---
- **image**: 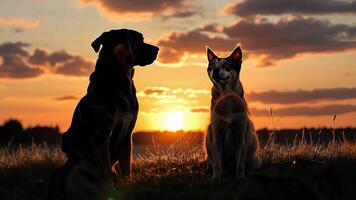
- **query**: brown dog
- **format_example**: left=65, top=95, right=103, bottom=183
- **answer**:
left=205, top=46, right=261, bottom=181
left=49, top=29, right=159, bottom=200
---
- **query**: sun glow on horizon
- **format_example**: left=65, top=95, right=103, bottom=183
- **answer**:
left=164, top=111, right=184, bottom=131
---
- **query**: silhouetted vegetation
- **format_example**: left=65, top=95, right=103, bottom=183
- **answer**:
left=257, top=127, right=356, bottom=147
left=1, top=119, right=356, bottom=148
left=0, top=119, right=61, bottom=147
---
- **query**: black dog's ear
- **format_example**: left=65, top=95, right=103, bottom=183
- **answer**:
left=229, top=46, right=242, bottom=63
left=207, top=46, right=217, bottom=62
left=91, top=32, right=109, bottom=53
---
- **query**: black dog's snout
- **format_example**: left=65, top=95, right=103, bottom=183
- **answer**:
left=151, top=45, right=159, bottom=53
left=135, top=43, right=159, bottom=66
left=146, top=44, right=159, bottom=55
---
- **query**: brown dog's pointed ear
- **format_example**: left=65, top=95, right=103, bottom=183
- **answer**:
left=229, top=46, right=242, bottom=63
left=207, top=46, right=217, bottom=62
left=91, top=32, right=108, bottom=53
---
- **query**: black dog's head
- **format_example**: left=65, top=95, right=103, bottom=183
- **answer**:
left=91, top=29, right=159, bottom=68
left=207, top=46, right=243, bottom=89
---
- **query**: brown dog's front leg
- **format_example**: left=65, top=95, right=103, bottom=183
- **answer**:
left=118, top=135, right=132, bottom=178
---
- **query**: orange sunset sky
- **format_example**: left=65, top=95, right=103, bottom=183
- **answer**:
left=0, top=0, right=355, bottom=132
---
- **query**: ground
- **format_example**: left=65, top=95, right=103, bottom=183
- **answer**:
left=1, top=137, right=356, bottom=200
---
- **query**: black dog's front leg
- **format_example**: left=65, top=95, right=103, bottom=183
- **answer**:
left=118, top=135, right=132, bottom=178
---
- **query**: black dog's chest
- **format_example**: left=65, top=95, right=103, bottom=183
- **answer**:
left=112, top=94, right=138, bottom=125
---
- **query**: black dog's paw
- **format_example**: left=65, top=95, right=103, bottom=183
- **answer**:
left=210, top=176, right=222, bottom=184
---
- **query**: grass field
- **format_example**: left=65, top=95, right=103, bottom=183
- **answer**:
left=1, top=133, right=356, bottom=200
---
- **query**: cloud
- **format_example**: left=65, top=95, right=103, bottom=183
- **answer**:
left=224, top=0, right=356, bottom=17
left=144, top=87, right=170, bottom=96
left=55, top=56, right=93, bottom=76
left=139, top=87, right=209, bottom=106
left=197, top=24, right=222, bottom=32
left=0, top=42, right=29, bottom=57
left=0, top=18, right=40, bottom=29
left=0, top=54, right=43, bottom=78
left=246, top=87, right=356, bottom=104
left=182, top=88, right=210, bottom=98
left=142, top=87, right=209, bottom=99
left=190, top=107, right=210, bottom=113
left=223, top=16, right=356, bottom=66
left=0, top=41, right=94, bottom=79
left=53, top=95, right=78, bottom=101
left=164, top=10, right=197, bottom=18
left=158, top=16, right=356, bottom=66
left=0, top=42, right=43, bottom=78
left=80, top=0, right=193, bottom=21
left=161, top=10, right=201, bottom=21
left=250, top=104, right=356, bottom=117
left=157, top=30, right=233, bottom=63
left=29, top=49, right=74, bottom=66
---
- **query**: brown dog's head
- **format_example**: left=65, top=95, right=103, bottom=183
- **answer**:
left=207, top=46, right=243, bottom=89
left=91, top=29, right=159, bottom=68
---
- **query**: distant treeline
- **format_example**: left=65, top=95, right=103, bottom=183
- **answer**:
left=0, top=119, right=61, bottom=147
left=133, top=128, right=356, bottom=147
left=0, top=119, right=356, bottom=147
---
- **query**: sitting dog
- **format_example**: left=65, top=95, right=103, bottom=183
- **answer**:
left=49, top=29, right=159, bottom=200
left=205, top=46, right=261, bottom=181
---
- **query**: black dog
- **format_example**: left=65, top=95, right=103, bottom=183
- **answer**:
left=49, top=29, right=159, bottom=200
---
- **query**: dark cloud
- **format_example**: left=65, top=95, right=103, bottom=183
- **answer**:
left=29, top=48, right=94, bottom=76
left=55, top=56, right=94, bottom=76
left=0, top=54, right=43, bottom=78
left=47, top=50, right=74, bottom=66
left=250, top=104, right=356, bottom=117
left=246, top=87, right=356, bottom=104
left=160, top=8, right=204, bottom=22
left=29, top=49, right=74, bottom=66
left=190, top=107, right=210, bottom=113
left=157, top=30, right=233, bottom=63
left=81, top=0, right=191, bottom=19
left=0, top=42, right=43, bottom=78
left=53, top=95, right=78, bottom=101
left=224, top=0, right=356, bottom=17
left=223, top=16, right=356, bottom=66
left=162, top=10, right=198, bottom=20
left=157, top=48, right=182, bottom=63
left=158, top=16, right=356, bottom=66
left=85, top=0, right=185, bottom=12
left=0, top=42, right=29, bottom=57
left=0, top=41, right=93, bottom=78
left=28, top=49, right=48, bottom=65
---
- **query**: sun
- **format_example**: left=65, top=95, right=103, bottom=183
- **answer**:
left=164, top=111, right=184, bottom=131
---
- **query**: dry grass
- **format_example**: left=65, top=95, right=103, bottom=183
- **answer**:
left=261, top=131, right=356, bottom=163
left=0, top=143, right=65, bottom=169
left=1, top=132, right=356, bottom=200
left=1, top=133, right=356, bottom=169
